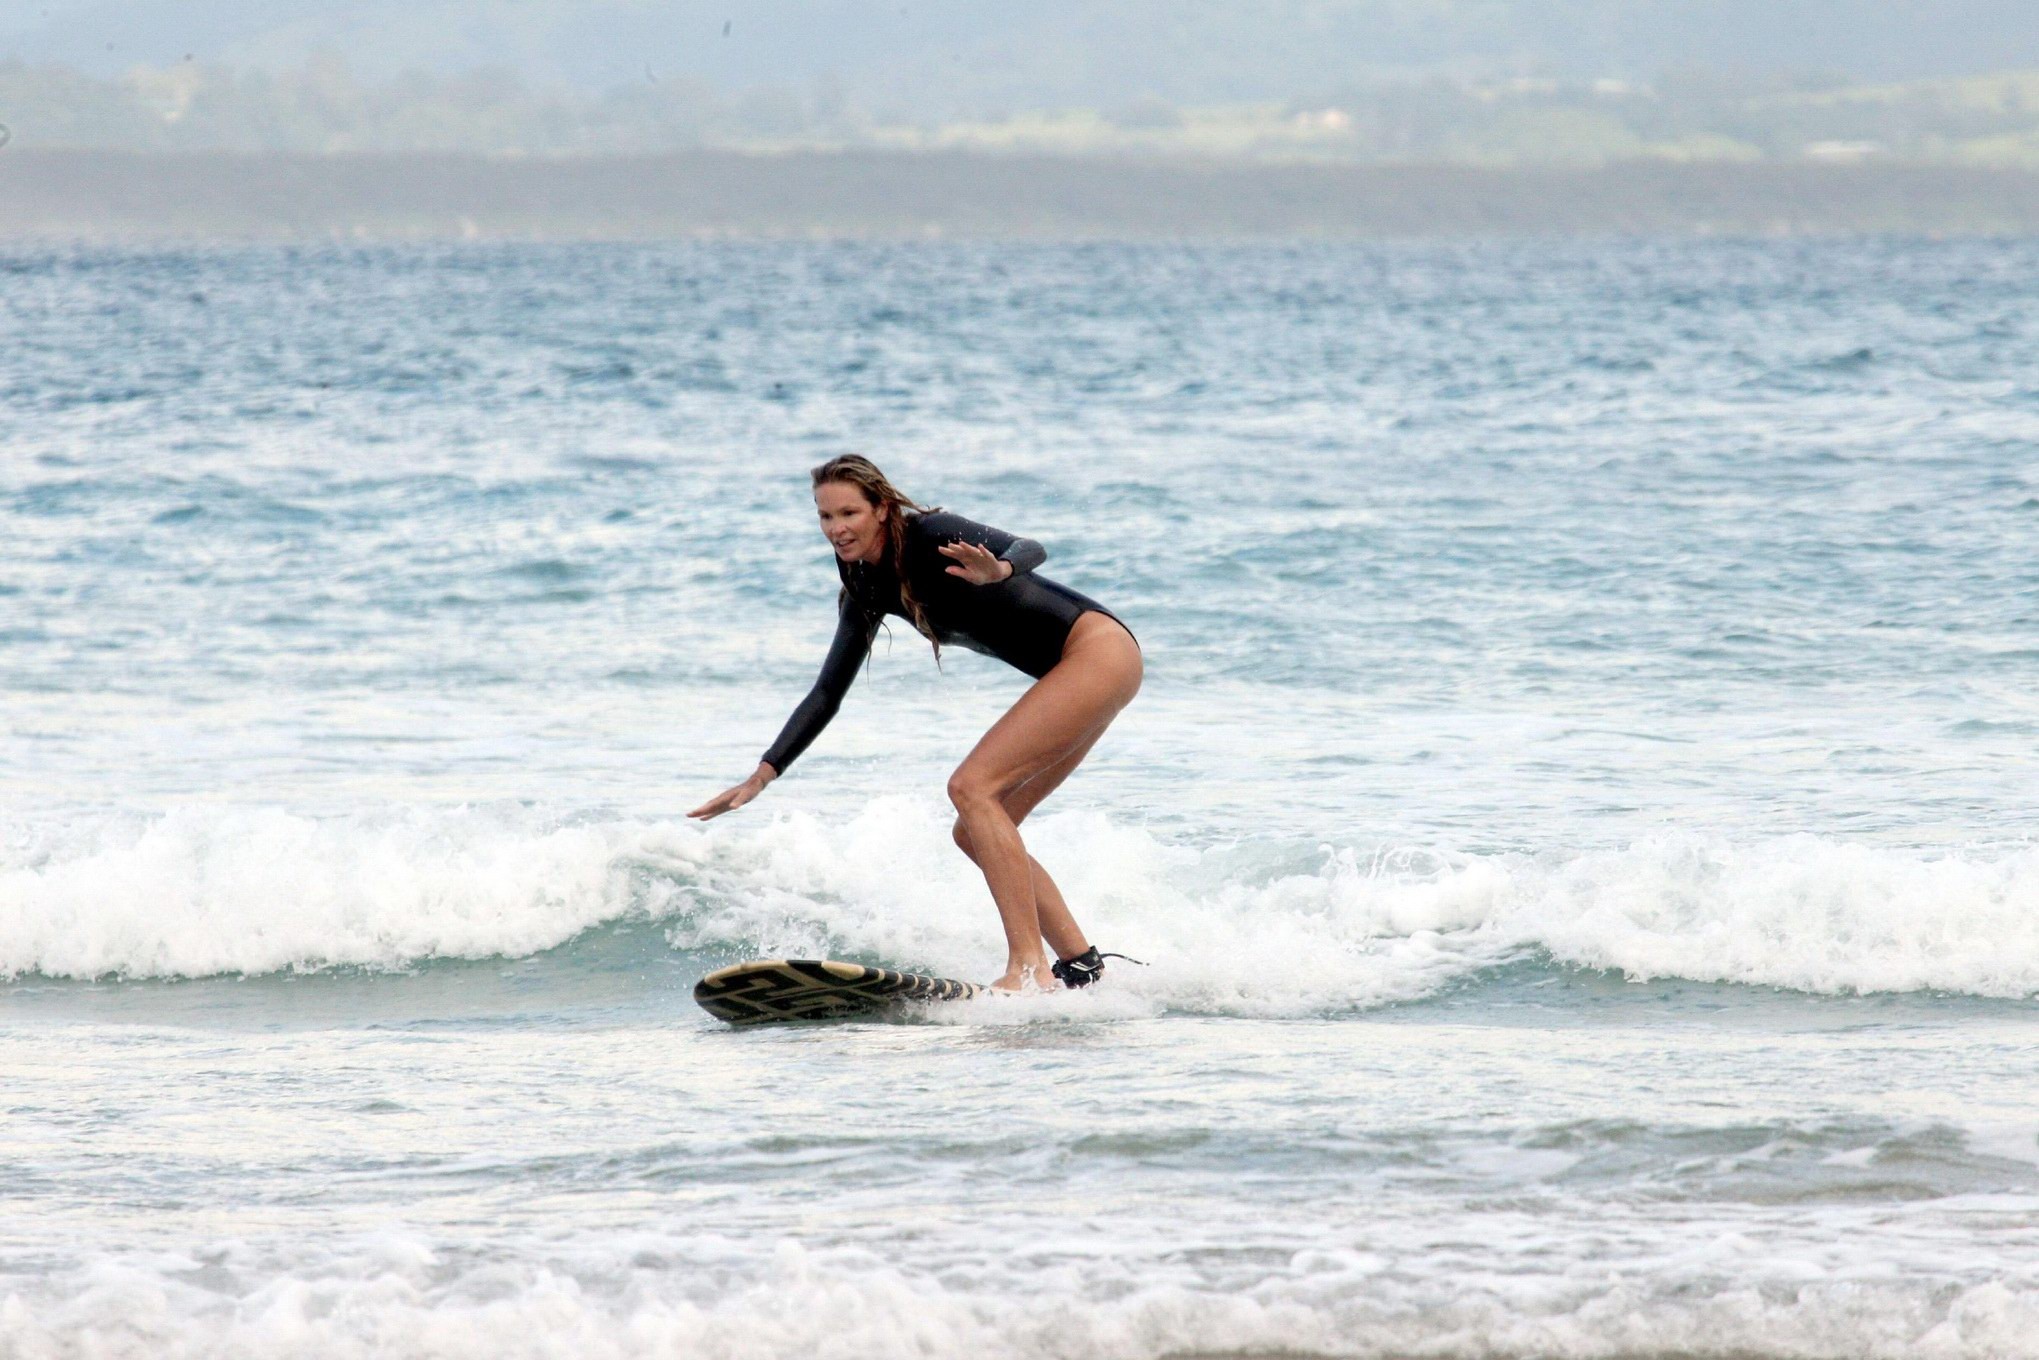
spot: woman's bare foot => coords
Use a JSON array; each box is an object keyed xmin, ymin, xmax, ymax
[{"xmin": 988, "ymin": 961, "xmax": 1059, "ymax": 992}]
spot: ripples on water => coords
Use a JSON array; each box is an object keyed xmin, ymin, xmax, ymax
[{"xmin": 2, "ymin": 238, "xmax": 2037, "ymax": 1358}]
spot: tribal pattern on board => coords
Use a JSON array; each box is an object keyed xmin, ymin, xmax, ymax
[{"xmin": 693, "ymin": 958, "xmax": 984, "ymax": 1025}]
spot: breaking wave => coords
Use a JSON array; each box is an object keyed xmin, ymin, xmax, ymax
[{"xmin": 4, "ymin": 800, "xmax": 2036, "ymax": 1007}]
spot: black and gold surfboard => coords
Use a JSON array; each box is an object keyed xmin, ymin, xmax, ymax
[{"xmin": 694, "ymin": 958, "xmax": 984, "ymax": 1025}]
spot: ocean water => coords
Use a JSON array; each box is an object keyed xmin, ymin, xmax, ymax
[{"xmin": 3, "ymin": 237, "xmax": 2037, "ymax": 1359}]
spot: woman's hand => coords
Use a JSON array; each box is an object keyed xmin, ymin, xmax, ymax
[
  {"xmin": 939, "ymin": 540, "xmax": 1012, "ymax": 585},
  {"xmin": 689, "ymin": 764, "xmax": 776, "ymax": 820}
]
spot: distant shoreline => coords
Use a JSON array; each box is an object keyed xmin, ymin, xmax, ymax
[{"xmin": 6, "ymin": 148, "xmax": 2039, "ymax": 241}]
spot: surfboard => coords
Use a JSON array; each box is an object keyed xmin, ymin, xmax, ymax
[{"xmin": 694, "ymin": 958, "xmax": 984, "ymax": 1025}]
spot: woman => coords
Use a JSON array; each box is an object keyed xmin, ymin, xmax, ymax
[{"xmin": 689, "ymin": 455, "xmax": 1143, "ymax": 993}]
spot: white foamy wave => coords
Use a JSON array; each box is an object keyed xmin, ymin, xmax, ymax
[
  {"xmin": 5, "ymin": 799, "xmax": 2037, "ymax": 1000},
  {"xmin": 5, "ymin": 1226, "xmax": 2037, "ymax": 1360},
  {"xmin": 0, "ymin": 805, "xmax": 654, "ymax": 979},
  {"xmin": 634, "ymin": 798, "xmax": 1519, "ymax": 1015},
  {"xmin": 655, "ymin": 802, "xmax": 2039, "ymax": 1009},
  {"xmin": 1521, "ymin": 834, "xmax": 2039, "ymax": 998}
]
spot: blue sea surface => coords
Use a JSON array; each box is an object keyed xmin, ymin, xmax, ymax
[{"xmin": 2, "ymin": 238, "xmax": 2037, "ymax": 1358}]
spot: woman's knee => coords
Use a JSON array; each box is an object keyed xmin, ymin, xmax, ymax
[{"xmin": 946, "ymin": 768, "xmax": 1000, "ymax": 812}]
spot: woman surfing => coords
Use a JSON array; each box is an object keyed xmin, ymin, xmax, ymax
[{"xmin": 689, "ymin": 455, "xmax": 1143, "ymax": 993}]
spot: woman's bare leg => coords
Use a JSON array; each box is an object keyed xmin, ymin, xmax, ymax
[
  {"xmin": 953, "ymin": 721, "xmax": 1110, "ymax": 961},
  {"xmin": 946, "ymin": 614, "xmax": 1141, "ymax": 989}
]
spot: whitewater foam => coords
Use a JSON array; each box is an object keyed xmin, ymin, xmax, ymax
[
  {"xmin": 5, "ymin": 800, "xmax": 2035, "ymax": 1005},
  {"xmin": 7, "ymin": 1212, "xmax": 2039, "ymax": 1360},
  {"xmin": 0, "ymin": 805, "xmax": 644, "ymax": 980}
]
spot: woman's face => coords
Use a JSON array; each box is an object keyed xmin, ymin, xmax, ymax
[{"xmin": 815, "ymin": 480, "xmax": 888, "ymax": 564}]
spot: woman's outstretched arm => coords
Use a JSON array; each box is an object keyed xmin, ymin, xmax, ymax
[{"xmin": 689, "ymin": 598, "xmax": 879, "ymax": 819}]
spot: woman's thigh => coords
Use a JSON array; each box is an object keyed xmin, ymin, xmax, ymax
[
  {"xmin": 1002, "ymin": 718, "xmax": 1109, "ymax": 825},
  {"xmin": 949, "ymin": 615, "xmax": 1142, "ymax": 803}
]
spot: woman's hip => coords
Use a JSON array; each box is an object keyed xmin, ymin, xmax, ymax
[{"xmin": 1059, "ymin": 609, "xmax": 1143, "ymax": 697}]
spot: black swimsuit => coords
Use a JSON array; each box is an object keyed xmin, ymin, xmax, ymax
[{"xmin": 761, "ymin": 510, "xmax": 1132, "ymax": 774}]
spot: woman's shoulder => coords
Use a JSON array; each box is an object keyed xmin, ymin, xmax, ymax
[{"xmin": 905, "ymin": 506, "xmax": 959, "ymax": 539}]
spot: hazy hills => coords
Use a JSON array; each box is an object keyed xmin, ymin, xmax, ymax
[
  {"xmin": 7, "ymin": 0, "xmax": 2039, "ymax": 108},
  {"xmin": 11, "ymin": 4, "xmax": 2039, "ymax": 241},
  {"xmin": 7, "ymin": 58, "xmax": 2039, "ymax": 167}
]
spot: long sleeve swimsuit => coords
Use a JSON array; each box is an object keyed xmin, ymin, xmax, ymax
[{"xmin": 761, "ymin": 510, "xmax": 1131, "ymax": 775}]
